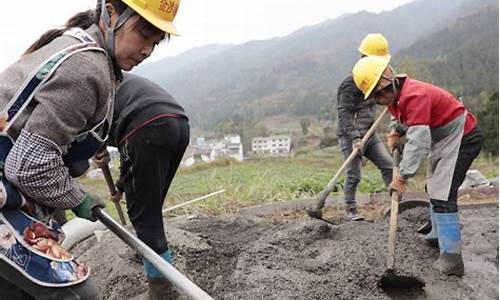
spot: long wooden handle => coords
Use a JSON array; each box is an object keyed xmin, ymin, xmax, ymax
[
  {"xmin": 386, "ymin": 148, "xmax": 401, "ymax": 271},
  {"xmin": 313, "ymin": 107, "xmax": 389, "ymax": 211},
  {"xmin": 101, "ymin": 164, "xmax": 127, "ymax": 225}
]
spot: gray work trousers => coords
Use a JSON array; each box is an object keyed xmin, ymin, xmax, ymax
[{"xmin": 339, "ymin": 134, "xmax": 393, "ymax": 208}]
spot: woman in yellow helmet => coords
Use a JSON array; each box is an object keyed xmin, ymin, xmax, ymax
[
  {"xmin": 0, "ymin": 1, "xmax": 180, "ymax": 299},
  {"xmin": 352, "ymin": 56, "xmax": 483, "ymax": 277}
]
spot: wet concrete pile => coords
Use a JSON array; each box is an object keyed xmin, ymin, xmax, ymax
[{"xmin": 72, "ymin": 206, "xmax": 498, "ymax": 299}]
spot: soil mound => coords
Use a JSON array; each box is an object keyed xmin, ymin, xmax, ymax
[{"xmin": 72, "ymin": 206, "xmax": 498, "ymax": 299}]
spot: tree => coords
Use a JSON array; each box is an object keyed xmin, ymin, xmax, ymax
[
  {"xmin": 480, "ymin": 92, "xmax": 499, "ymax": 156},
  {"xmin": 300, "ymin": 117, "xmax": 311, "ymax": 135}
]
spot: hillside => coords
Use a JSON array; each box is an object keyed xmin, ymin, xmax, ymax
[
  {"xmin": 136, "ymin": 0, "xmax": 492, "ymax": 130},
  {"xmin": 135, "ymin": 44, "xmax": 233, "ymax": 81},
  {"xmin": 395, "ymin": 3, "xmax": 499, "ymax": 98}
]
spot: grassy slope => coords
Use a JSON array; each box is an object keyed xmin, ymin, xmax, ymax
[{"xmin": 77, "ymin": 148, "xmax": 498, "ymax": 220}]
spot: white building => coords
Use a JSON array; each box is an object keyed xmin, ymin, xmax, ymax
[
  {"xmin": 252, "ymin": 135, "xmax": 292, "ymax": 156},
  {"xmin": 208, "ymin": 135, "xmax": 244, "ymax": 162},
  {"xmin": 181, "ymin": 134, "xmax": 244, "ymax": 167}
]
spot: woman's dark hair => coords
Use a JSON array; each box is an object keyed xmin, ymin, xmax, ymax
[
  {"xmin": 23, "ymin": 10, "xmax": 96, "ymax": 55},
  {"xmin": 24, "ymin": 0, "xmax": 169, "ymax": 56}
]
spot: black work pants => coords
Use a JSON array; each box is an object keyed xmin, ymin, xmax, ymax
[
  {"xmin": 431, "ymin": 127, "xmax": 484, "ymax": 213},
  {"xmin": 120, "ymin": 117, "xmax": 189, "ymax": 254},
  {"xmin": 339, "ymin": 134, "xmax": 393, "ymax": 207}
]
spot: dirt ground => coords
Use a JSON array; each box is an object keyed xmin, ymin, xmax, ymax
[{"xmin": 72, "ymin": 203, "xmax": 498, "ymax": 300}]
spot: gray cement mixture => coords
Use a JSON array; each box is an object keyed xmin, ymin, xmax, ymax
[{"xmin": 72, "ymin": 206, "xmax": 498, "ymax": 300}]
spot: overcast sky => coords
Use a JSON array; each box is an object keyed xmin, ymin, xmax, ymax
[{"xmin": 0, "ymin": 0, "xmax": 413, "ymax": 71}]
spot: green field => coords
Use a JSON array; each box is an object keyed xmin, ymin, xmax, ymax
[{"xmin": 77, "ymin": 147, "xmax": 498, "ymax": 221}]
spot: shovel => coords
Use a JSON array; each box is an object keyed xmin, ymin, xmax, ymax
[
  {"xmin": 378, "ymin": 148, "xmax": 425, "ymax": 290},
  {"xmin": 100, "ymin": 163, "xmax": 127, "ymax": 225},
  {"xmin": 307, "ymin": 107, "xmax": 388, "ymax": 222},
  {"xmin": 92, "ymin": 207, "xmax": 214, "ymax": 300}
]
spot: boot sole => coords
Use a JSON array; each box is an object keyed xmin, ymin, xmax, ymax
[{"xmin": 433, "ymin": 255, "xmax": 464, "ymax": 277}]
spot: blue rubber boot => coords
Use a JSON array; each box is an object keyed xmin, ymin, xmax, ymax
[
  {"xmin": 423, "ymin": 204, "xmax": 438, "ymax": 247},
  {"xmin": 433, "ymin": 212, "xmax": 464, "ymax": 276},
  {"xmin": 143, "ymin": 249, "xmax": 173, "ymax": 279},
  {"xmin": 143, "ymin": 249, "xmax": 179, "ymax": 300}
]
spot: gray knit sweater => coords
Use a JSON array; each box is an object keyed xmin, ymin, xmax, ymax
[{"xmin": 0, "ymin": 24, "xmax": 114, "ymax": 209}]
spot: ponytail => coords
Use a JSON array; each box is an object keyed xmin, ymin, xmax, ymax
[{"xmin": 23, "ymin": 10, "xmax": 97, "ymax": 55}]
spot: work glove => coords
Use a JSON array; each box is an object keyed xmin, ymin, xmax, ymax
[
  {"xmin": 92, "ymin": 148, "xmax": 110, "ymax": 169},
  {"xmin": 352, "ymin": 138, "xmax": 363, "ymax": 154},
  {"xmin": 387, "ymin": 130, "xmax": 400, "ymax": 152},
  {"xmin": 389, "ymin": 175, "xmax": 406, "ymax": 196},
  {"xmin": 72, "ymin": 193, "xmax": 105, "ymax": 222}
]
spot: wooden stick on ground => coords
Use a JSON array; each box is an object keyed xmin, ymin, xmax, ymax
[{"xmin": 162, "ymin": 189, "xmax": 226, "ymax": 214}]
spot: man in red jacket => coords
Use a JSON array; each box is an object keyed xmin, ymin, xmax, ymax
[{"xmin": 352, "ymin": 56, "xmax": 483, "ymax": 276}]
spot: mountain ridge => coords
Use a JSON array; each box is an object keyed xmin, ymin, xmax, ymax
[{"xmin": 134, "ymin": 0, "xmax": 498, "ymax": 131}]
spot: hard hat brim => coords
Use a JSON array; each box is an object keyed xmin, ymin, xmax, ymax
[
  {"xmin": 123, "ymin": 0, "xmax": 180, "ymax": 36},
  {"xmin": 364, "ymin": 57, "xmax": 391, "ymax": 100},
  {"xmin": 140, "ymin": 14, "xmax": 180, "ymax": 36},
  {"xmin": 155, "ymin": 20, "xmax": 180, "ymax": 36}
]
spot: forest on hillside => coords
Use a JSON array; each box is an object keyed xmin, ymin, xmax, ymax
[
  {"xmin": 214, "ymin": 3, "xmax": 499, "ymax": 155},
  {"xmin": 136, "ymin": 0, "xmax": 498, "ymax": 155}
]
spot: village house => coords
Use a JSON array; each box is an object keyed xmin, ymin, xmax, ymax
[
  {"xmin": 181, "ymin": 135, "xmax": 244, "ymax": 167},
  {"xmin": 251, "ymin": 135, "xmax": 293, "ymax": 157}
]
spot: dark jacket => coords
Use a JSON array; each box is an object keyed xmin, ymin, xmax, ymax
[
  {"xmin": 110, "ymin": 73, "xmax": 188, "ymax": 147},
  {"xmin": 336, "ymin": 75, "xmax": 376, "ymax": 140}
]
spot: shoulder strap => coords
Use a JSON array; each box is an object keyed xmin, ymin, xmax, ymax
[
  {"xmin": 1, "ymin": 28, "xmax": 105, "ymax": 132},
  {"xmin": 62, "ymin": 27, "xmax": 97, "ymax": 44}
]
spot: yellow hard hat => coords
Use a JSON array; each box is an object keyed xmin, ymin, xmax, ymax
[
  {"xmin": 122, "ymin": 0, "xmax": 180, "ymax": 36},
  {"xmin": 358, "ymin": 33, "xmax": 391, "ymax": 58},
  {"xmin": 352, "ymin": 56, "xmax": 391, "ymax": 99}
]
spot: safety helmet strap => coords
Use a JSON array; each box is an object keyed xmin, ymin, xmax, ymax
[
  {"xmin": 99, "ymin": 1, "xmax": 135, "ymax": 81},
  {"xmin": 115, "ymin": 7, "xmax": 135, "ymax": 30}
]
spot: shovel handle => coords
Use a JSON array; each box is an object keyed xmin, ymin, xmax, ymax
[
  {"xmin": 101, "ymin": 164, "xmax": 127, "ymax": 226},
  {"xmin": 101, "ymin": 164, "xmax": 117, "ymax": 194},
  {"xmin": 386, "ymin": 148, "xmax": 401, "ymax": 270},
  {"xmin": 313, "ymin": 107, "xmax": 389, "ymax": 211}
]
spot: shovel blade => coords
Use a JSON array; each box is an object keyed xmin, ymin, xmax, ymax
[
  {"xmin": 378, "ymin": 270, "xmax": 425, "ymax": 290},
  {"xmin": 306, "ymin": 208, "xmax": 323, "ymax": 220},
  {"xmin": 306, "ymin": 209, "xmax": 341, "ymax": 226}
]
